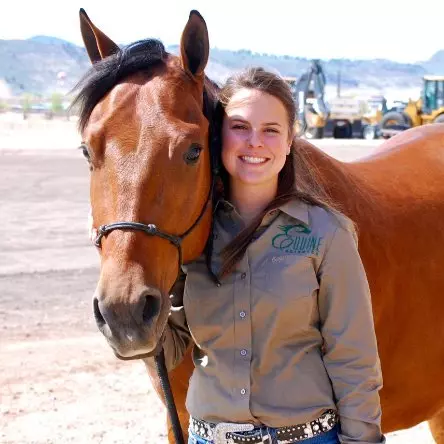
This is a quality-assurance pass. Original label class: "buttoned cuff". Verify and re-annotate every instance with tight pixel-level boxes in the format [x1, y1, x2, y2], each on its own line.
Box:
[338, 418, 386, 444]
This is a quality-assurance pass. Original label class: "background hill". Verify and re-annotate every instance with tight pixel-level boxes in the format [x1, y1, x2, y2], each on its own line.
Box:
[1, 36, 443, 102]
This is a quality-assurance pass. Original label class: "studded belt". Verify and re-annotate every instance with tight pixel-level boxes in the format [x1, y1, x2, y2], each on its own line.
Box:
[189, 409, 338, 444]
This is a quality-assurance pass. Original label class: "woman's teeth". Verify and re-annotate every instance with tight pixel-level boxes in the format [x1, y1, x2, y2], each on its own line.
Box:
[240, 156, 268, 164]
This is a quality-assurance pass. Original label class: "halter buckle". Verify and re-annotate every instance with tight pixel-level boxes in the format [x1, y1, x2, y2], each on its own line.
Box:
[94, 224, 107, 247]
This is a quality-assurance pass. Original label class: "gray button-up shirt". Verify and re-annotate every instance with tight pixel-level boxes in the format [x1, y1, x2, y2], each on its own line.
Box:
[158, 199, 385, 444]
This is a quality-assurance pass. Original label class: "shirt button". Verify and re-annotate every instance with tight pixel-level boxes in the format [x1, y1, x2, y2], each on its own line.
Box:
[240, 388, 247, 395]
[241, 272, 247, 279]
[239, 311, 246, 318]
[240, 349, 247, 356]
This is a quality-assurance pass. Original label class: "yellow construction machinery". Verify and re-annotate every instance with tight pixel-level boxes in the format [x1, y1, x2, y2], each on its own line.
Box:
[324, 95, 386, 139]
[381, 75, 444, 137]
[284, 60, 330, 139]
[285, 63, 386, 139]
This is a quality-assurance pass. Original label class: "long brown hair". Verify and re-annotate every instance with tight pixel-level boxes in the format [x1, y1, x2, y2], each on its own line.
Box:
[216, 67, 340, 277]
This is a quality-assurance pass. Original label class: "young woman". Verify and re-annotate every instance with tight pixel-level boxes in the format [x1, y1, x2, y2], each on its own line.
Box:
[90, 68, 385, 444]
[158, 68, 385, 444]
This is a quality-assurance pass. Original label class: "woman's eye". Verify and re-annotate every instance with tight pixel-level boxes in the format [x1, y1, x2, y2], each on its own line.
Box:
[232, 124, 247, 130]
[183, 143, 202, 165]
[265, 128, 279, 133]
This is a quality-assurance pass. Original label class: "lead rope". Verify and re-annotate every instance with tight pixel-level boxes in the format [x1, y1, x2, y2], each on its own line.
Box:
[154, 350, 185, 444]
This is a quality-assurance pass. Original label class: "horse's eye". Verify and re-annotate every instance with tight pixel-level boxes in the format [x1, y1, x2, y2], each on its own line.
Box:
[79, 143, 93, 171]
[79, 143, 90, 160]
[183, 143, 202, 165]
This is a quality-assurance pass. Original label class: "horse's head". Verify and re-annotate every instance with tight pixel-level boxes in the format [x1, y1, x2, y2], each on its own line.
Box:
[75, 9, 215, 359]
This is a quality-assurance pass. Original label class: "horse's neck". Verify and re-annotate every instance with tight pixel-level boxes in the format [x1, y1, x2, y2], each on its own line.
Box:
[295, 139, 386, 235]
[296, 140, 361, 209]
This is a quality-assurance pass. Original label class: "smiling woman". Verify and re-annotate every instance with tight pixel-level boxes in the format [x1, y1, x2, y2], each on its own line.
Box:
[215, 67, 340, 277]
[150, 67, 386, 444]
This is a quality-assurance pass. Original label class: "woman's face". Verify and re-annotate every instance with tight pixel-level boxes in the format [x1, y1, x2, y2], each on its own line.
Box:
[221, 88, 291, 191]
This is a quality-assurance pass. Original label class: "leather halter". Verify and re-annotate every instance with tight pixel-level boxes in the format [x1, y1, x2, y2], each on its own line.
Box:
[93, 87, 219, 271]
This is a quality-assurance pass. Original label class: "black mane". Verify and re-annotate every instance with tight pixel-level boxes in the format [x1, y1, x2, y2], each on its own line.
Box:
[72, 39, 168, 131]
[72, 38, 219, 135]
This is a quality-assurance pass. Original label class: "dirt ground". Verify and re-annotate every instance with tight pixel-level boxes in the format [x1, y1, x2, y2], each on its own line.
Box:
[0, 122, 436, 443]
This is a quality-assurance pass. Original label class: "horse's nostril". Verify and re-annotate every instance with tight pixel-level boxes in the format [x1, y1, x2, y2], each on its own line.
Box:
[93, 297, 106, 327]
[142, 295, 161, 325]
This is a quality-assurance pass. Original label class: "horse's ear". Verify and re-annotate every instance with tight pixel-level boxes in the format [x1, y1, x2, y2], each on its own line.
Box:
[180, 10, 209, 77]
[79, 8, 119, 64]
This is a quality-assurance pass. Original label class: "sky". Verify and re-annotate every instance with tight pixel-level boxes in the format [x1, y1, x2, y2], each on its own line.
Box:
[1, 0, 442, 63]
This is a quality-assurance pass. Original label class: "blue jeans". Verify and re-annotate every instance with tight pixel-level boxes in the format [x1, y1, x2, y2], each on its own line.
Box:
[188, 425, 340, 444]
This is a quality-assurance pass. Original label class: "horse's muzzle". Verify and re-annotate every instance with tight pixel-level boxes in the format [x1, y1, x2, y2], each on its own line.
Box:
[93, 286, 169, 358]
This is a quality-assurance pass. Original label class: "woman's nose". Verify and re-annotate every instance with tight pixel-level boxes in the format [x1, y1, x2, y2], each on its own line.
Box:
[248, 129, 263, 148]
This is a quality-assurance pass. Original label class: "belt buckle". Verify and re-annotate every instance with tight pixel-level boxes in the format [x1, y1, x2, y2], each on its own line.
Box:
[213, 422, 254, 444]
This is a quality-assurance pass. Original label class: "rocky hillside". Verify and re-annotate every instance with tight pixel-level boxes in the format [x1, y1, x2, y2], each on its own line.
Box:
[0, 35, 443, 99]
[0, 36, 90, 98]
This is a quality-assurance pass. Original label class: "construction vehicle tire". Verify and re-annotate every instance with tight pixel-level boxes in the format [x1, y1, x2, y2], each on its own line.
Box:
[433, 114, 444, 124]
[333, 122, 352, 139]
[381, 111, 410, 129]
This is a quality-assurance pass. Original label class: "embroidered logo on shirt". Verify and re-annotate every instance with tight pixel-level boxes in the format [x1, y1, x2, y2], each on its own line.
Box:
[272, 224, 323, 255]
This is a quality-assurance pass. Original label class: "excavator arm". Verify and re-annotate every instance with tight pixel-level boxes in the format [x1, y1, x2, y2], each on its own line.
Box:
[294, 59, 329, 139]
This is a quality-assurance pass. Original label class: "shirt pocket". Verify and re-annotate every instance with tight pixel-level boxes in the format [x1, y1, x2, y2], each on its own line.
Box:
[253, 255, 320, 333]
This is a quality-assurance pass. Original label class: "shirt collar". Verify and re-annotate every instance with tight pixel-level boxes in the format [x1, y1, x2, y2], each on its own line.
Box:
[215, 198, 309, 227]
[279, 200, 310, 226]
[215, 199, 236, 215]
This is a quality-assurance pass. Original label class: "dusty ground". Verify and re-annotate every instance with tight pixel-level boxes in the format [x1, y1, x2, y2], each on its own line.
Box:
[0, 122, 436, 443]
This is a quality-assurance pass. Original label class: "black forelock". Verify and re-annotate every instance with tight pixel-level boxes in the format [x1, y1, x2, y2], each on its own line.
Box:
[71, 37, 220, 185]
[71, 39, 167, 132]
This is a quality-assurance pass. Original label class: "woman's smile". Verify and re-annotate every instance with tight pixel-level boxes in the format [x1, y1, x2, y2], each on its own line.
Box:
[238, 155, 270, 165]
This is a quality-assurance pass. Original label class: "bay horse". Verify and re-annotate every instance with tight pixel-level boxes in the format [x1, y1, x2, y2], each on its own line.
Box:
[74, 9, 444, 443]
